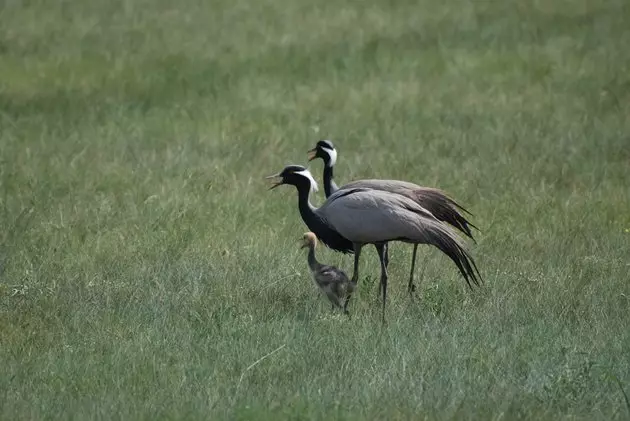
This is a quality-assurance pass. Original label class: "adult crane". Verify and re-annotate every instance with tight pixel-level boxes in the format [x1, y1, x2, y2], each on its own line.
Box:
[308, 140, 478, 295]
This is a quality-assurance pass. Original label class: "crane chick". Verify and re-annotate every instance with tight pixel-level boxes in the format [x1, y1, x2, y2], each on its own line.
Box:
[300, 232, 355, 315]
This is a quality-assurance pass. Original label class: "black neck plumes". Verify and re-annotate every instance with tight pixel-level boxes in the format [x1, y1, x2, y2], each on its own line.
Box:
[293, 182, 354, 254]
[323, 165, 336, 198]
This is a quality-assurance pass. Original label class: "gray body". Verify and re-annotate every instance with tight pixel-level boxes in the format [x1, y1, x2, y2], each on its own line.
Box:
[305, 241, 355, 314]
[340, 179, 471, 232]
[309, 141, 477, 297]
[321, 186, 480, 323]
[321, 188, 468, 252]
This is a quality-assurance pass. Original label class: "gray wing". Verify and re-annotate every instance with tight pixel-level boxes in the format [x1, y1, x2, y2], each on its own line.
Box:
[314, 264, 351, 305]
[340, 178, 422, 190]
[321, 189, 442, 243]
[340, 179, 422, 194]
[320, 189, 481, 288]
[338, 179, 476, 239]
[317, 265, 349, 285]
[318, 265, 353, 299]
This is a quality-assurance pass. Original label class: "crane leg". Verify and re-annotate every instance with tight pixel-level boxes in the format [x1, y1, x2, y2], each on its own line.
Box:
[376, 243, 390, 296]
[344, 243, 363, 312]
[375, 243, 388, 325]
[342, 295, 351, 317]
[408, 244, 418, 296]
[351, 243, 363, 284]
[342, 296, 351, 315]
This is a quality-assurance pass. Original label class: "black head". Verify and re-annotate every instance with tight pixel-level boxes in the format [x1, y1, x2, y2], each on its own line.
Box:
[307, 140, 338, 167]
[265, 165, 319, 192]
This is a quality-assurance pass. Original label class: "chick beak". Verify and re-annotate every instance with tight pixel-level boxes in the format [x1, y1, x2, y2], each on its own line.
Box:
[265, 173, 283, 190]
[307, 148, 317, 161]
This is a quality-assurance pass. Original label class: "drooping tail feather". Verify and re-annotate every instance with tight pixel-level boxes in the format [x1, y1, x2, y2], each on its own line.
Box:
[413, 188, 479, 242]
[428, 223, 483, 289]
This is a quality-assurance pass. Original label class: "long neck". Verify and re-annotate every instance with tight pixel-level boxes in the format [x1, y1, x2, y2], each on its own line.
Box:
[307, 244, 318, 271]
[323, 164, 337, 198]
[294, 182, 352, 253]
[296, 183, 319, 227]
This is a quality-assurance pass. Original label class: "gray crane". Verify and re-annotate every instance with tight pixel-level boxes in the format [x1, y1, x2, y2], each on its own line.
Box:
[308, 139, 477, 296]
[267, 165, 481, 323]
[300, 232, 355, 315]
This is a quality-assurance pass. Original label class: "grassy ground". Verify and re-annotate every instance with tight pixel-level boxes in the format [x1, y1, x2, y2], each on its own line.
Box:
[1, 0, 630, 419]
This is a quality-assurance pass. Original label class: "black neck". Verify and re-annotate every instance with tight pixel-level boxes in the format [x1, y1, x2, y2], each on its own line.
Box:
[293, 182, 353, 253]
[296, 182, 318, 227]
[307, 246, 318, 270]
[323, 165, 335, 198]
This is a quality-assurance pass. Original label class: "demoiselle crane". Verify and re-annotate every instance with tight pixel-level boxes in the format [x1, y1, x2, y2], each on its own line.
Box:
[308, 140, 477, 295]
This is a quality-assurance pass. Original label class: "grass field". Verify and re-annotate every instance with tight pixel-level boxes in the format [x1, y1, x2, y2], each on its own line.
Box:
[1, 0, 630, 419]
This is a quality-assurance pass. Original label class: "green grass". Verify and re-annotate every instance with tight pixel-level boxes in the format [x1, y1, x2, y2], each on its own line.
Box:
[1, 0, 630, 419]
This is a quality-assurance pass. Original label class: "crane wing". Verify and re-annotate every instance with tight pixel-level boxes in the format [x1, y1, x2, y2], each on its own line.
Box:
[341, 179, 422, 193]
[321, 189, 443, 244]
[339, 179, 476, 238]
[320, 189, 482, 288]
[318, 265, 349, 285]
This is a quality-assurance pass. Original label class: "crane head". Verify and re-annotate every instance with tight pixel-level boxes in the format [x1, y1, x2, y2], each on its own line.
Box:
[265, 165, 319, 193]
[300, 232, 318, 249]
[307, 139, 337, 167]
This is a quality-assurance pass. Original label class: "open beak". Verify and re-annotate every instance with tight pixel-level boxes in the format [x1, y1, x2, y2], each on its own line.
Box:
[307, 148, 317, 161]
[265, 173, 283, 190]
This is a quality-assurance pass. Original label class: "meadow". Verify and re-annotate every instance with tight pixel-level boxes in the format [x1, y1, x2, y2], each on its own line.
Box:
[1, 0, 629, 419]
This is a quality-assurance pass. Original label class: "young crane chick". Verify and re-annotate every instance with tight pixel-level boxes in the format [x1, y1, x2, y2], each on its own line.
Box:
[300, 232, 356, 315]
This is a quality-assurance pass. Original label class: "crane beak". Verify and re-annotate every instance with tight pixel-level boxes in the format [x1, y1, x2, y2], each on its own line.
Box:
[265, 173, 283, 190]
[307, 148, 317, 161]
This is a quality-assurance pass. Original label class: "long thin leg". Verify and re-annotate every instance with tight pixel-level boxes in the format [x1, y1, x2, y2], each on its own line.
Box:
[327, 292, 343, 311]
[351, 243, 363, 284]
[375, 243, 389, 324]
[331, 292, 350, 317]
[376, 243, 390, 296]
[343, 293, 351, 314]
[408, 244, 418, 296]
[342, 296, 351, 315]
[344, 243, 363, 313]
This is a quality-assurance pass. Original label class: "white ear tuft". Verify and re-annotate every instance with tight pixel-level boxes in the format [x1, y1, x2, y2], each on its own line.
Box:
[321, 147, 337, 167]
[295, 169, 319, 193]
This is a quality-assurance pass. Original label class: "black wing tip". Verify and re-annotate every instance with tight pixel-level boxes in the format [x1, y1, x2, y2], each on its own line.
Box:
[453, 201, 474, 217]
[435, 204, 480, 240]
[461, 245, 483, 287]
[462, 223, 479, 244]
[466, 253, 483, 287]
[442, 237, 483, 290]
